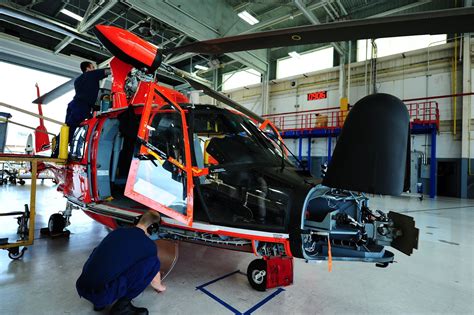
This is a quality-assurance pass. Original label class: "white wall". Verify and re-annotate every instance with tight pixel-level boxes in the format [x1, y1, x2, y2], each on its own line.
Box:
[225, 42, 471, 160]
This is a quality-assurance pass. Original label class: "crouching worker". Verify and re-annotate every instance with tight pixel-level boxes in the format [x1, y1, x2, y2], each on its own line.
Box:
[76, 210, 166, 314]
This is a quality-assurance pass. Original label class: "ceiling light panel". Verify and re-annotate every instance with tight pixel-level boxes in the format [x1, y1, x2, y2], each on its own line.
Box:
[60, 8, 84, 22]
[238, 10, 259, 25]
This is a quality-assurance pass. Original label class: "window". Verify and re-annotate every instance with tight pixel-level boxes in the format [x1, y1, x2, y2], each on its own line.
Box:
[357, 34, 447, 62]
[70, 126, 88, 160]
[222, 68, 261, 91]
[277, 47, 334, 79]
[131, 111, 187, 214]
[189, 108, 291, 231]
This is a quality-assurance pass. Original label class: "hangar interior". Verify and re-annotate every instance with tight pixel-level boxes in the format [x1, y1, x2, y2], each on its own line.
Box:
[0, 0, 473, 314]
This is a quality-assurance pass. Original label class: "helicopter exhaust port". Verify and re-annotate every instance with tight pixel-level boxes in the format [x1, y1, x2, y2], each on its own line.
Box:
[300, 186, 419, 265]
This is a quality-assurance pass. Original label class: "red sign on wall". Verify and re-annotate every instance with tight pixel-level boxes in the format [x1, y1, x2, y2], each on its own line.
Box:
[307, 91, 327, 101]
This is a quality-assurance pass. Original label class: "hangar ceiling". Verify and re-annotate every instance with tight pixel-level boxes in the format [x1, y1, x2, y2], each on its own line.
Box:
[0, 0, 460, 86]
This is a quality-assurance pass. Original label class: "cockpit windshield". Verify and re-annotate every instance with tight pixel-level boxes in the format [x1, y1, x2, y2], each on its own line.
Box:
[189, 106, 293, 169]
[184, 105, 296, 232]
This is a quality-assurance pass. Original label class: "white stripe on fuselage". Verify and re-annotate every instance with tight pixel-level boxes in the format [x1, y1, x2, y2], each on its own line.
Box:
[161, 217, 289, 239]
[83, 202, 289, 239]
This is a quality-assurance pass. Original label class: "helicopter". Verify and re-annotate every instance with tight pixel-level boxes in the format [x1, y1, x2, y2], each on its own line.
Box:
[33, 7, 474, 291]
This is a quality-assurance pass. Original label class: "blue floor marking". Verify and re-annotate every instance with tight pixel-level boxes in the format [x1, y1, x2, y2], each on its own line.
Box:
[196, 270, 240, 289]
[243, 288, 285, 315]
[199, 287, 241, 315]
[196, 270, 285, 315]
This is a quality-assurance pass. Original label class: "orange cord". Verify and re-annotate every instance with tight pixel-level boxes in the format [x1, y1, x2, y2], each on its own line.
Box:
[327, 236, 332, 272]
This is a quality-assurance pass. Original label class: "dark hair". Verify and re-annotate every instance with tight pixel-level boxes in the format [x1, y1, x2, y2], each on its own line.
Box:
[80, 61, 92, 73]
[138, 211, 161, 227]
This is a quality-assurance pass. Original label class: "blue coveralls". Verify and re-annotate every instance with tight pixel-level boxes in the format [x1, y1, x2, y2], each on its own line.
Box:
[66, 69, 108, 141]
[76, 227, 161, 308]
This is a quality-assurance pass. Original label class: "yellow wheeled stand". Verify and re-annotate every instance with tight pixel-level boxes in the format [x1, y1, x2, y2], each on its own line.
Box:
[0, 154, 66, 259]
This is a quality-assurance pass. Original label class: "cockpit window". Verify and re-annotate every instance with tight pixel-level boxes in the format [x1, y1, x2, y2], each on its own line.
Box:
[188, 106, 292, 232]
[128, 110, 187, 215]
[149, 112, 184, 161]
[190, 109, 291, 168]
[70, 125, 88, 160]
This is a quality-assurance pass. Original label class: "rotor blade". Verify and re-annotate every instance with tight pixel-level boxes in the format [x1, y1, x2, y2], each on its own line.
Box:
[164, 8, 474, 55]
[32, 78, 74, 104]
[178, 71, 265, 124]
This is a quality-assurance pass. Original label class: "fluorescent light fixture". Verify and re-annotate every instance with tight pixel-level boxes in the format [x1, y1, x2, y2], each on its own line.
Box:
[60, 8, 83, 22]
[238, 10, 259, 25]
[288, 51, 301, 58]
[195, 64, 209, 71]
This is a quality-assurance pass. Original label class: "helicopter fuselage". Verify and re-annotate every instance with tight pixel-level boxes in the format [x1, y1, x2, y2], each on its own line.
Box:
[55, 78, 417, 265]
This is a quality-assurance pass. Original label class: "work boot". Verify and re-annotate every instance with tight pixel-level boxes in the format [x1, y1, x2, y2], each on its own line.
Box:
[110, 298, 148, 315]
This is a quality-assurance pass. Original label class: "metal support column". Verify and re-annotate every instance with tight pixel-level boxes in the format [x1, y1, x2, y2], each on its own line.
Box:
[262, 51, 270, 116]
[28, 160, 37, 242]
[307, 137, 312, 172]
[298, 136, 303, 162]
[327, 136, 332, 162]
[461, 18, 472, 198]
[430, 128, 437, 198]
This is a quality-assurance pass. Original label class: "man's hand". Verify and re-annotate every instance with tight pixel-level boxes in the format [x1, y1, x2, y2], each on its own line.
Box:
[150, 271, 166, 293]
[151, 278, 166, 293]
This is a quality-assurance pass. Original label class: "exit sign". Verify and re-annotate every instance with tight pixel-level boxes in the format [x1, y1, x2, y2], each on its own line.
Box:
[307, 91, 327, 101]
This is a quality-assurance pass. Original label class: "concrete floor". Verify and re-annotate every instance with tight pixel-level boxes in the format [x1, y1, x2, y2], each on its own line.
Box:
[0, 180, 473, 315]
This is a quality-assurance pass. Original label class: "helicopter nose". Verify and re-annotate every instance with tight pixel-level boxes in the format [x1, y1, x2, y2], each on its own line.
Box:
[94, 25, 162, 71]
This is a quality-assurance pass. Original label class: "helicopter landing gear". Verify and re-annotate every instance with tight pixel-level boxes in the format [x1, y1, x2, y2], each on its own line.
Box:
[40, 202, 74, 238]
[40, 211, 71, 239]
[247, 259, 267, 291]
[247, 256, 293, 291]
[48, 213, 66, 233]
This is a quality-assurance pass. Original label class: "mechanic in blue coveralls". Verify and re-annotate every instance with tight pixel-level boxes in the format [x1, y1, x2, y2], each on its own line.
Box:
[66, 61, 111, 141]
[76, 210, 166, 315]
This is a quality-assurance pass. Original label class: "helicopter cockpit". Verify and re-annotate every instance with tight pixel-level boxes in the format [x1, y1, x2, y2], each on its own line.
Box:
[131, 104, 297, 232]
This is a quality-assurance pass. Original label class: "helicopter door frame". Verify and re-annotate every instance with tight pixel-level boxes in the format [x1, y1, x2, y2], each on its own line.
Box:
[259, 119, 288, 156]
[124, 83, 196, 226]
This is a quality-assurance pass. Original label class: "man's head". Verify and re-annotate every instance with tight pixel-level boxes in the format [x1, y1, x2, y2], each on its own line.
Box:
[136, 211, 161, 235]
[80, 61, 95, 73]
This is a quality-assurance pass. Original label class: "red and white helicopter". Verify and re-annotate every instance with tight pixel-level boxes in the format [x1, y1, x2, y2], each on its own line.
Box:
[31, 8, 473, 290]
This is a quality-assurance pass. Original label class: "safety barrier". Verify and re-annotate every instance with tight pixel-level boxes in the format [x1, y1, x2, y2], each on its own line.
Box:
[262, 101, 439, 132]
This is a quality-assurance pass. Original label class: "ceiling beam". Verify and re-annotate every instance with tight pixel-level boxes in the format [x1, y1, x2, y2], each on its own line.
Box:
[336, 0, 348, 16]
[52, 0, 118, 54]
[371, 0, 432, 18]
[76, 0, 98, 31]
[77, 0, 118, 33]
[0, 32, 82, 77]
[54, 36, 74, 54]
[293, 0, 344, 55]
[124, 0, 268, 72]
[242, 1, 328, 34]
[0, 6, 100, 46]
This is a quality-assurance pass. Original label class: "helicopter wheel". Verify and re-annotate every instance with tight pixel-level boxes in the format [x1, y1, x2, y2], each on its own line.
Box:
[247, 259, 267, 291]
[19, 179, 25, 185]
[48, 213, 66, 234]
